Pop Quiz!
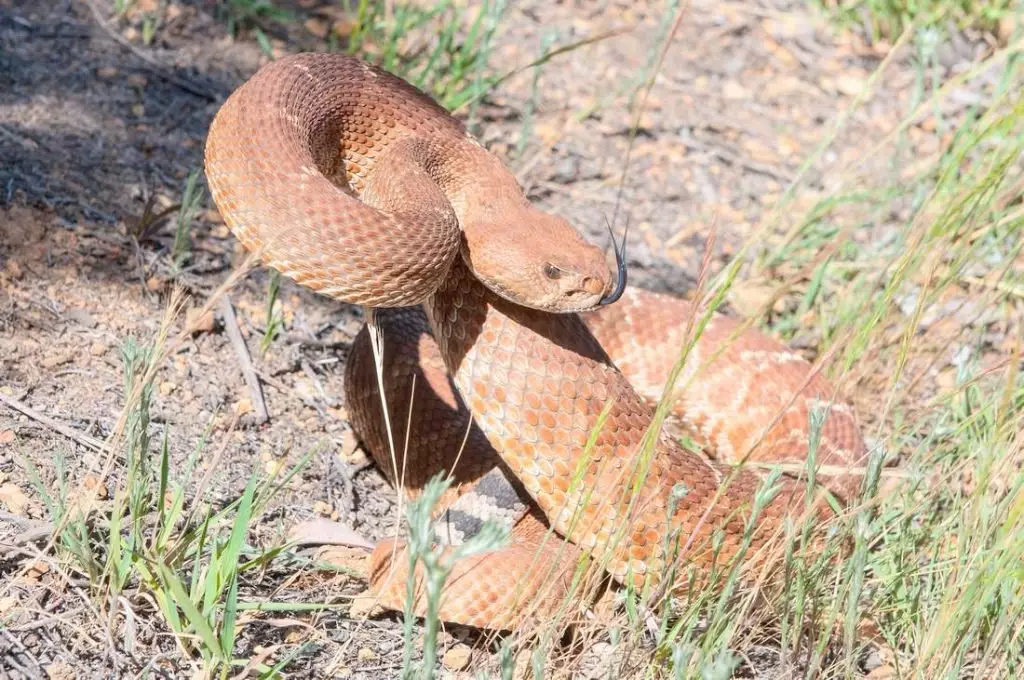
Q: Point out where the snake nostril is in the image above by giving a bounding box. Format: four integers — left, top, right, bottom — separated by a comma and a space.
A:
581, 276, 604, 296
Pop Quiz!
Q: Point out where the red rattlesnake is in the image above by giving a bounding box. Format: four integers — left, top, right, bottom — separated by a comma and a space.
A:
204, 53, 866, 631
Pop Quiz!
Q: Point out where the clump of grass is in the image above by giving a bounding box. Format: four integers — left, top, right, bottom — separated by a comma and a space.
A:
21, 321, 312, 676
259, 270, 284, 355
343, 0, 509, 113
818, 0, 1018, 42
462, 16, 1023, 680
172, 169, 203, 270
219, 0, 294, 48
676, 40, 1021, 680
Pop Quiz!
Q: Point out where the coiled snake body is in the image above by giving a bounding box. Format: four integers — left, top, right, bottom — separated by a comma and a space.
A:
205, 53, 866, 631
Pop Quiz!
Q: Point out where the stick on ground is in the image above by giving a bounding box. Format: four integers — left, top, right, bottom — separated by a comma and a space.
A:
0, 390, 108, 453
217, 296, 270, 426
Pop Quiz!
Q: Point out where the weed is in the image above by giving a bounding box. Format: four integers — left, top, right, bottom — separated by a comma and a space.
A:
818, 0, 1019, 42
260, 270, 284, 355
172, 169, 203, 270
22, 323, 313, 676
344, 0, 509, 113
219, 0, 294, 39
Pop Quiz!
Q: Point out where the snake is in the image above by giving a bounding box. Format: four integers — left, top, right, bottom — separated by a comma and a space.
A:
204, 53, 866, 631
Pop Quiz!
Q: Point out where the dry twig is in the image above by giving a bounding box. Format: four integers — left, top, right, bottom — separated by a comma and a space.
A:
217, 295, 270, 426
0, 391, 108, 453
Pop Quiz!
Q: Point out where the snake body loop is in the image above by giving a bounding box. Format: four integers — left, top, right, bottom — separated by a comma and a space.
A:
206, 53, 867, 631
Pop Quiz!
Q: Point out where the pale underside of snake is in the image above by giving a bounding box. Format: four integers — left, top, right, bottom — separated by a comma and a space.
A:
204, 53, 867, 631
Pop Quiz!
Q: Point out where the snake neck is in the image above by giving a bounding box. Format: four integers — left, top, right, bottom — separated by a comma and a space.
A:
425, 260, 792, 589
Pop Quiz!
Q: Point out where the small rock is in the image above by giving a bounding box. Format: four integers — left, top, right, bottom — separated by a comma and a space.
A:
0, 483, 31, 515
293, 378, 321, 404
204, 208, 225, 225
340, 429, 359, 457
722, 80, 748, 100
442, 643, 472, 671
45, 662, 75, 680
5, 258, 23, 279
0, 595, 19, 614
835, 73, 867, 97
159, 381, 176, 396
936, 368, 957, 391
145, 275, 166, 292
777, 134, 802, 158
0, 429, 14, 445
186, 306, 216, 333
41, 353, 70, 369
66, 308, 97, 328
90, 341, 108, 357
348, 592, 382, 619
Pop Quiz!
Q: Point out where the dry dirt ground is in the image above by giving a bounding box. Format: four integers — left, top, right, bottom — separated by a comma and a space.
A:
0, 0, 1013, 677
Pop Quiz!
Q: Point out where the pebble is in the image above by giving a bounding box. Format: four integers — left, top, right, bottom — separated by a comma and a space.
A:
186, 306, 216, 333
442, 643, 472, 671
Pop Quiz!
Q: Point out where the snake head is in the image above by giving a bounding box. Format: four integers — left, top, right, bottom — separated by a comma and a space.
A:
461, 211, 624, 313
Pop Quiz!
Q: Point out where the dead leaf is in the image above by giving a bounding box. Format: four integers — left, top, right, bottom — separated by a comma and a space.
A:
83, 475, 108, 500
27, 561, 49, 579
290, 518, 374, 550
233, 398, 253, 416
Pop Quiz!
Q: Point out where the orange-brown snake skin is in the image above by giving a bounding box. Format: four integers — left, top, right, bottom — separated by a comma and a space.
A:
205, 53, 866, 630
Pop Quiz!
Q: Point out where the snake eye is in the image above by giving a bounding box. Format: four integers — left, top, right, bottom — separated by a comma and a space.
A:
543, 263, 563, 280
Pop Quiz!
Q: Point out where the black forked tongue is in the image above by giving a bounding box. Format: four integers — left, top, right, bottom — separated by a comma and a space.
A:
599, 217, 629, 306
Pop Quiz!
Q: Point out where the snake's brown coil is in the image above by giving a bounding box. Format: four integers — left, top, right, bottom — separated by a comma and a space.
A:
205, 53, 866, 631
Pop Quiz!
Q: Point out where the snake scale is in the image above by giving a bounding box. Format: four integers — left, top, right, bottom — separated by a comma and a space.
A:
204, 53, 866, 631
